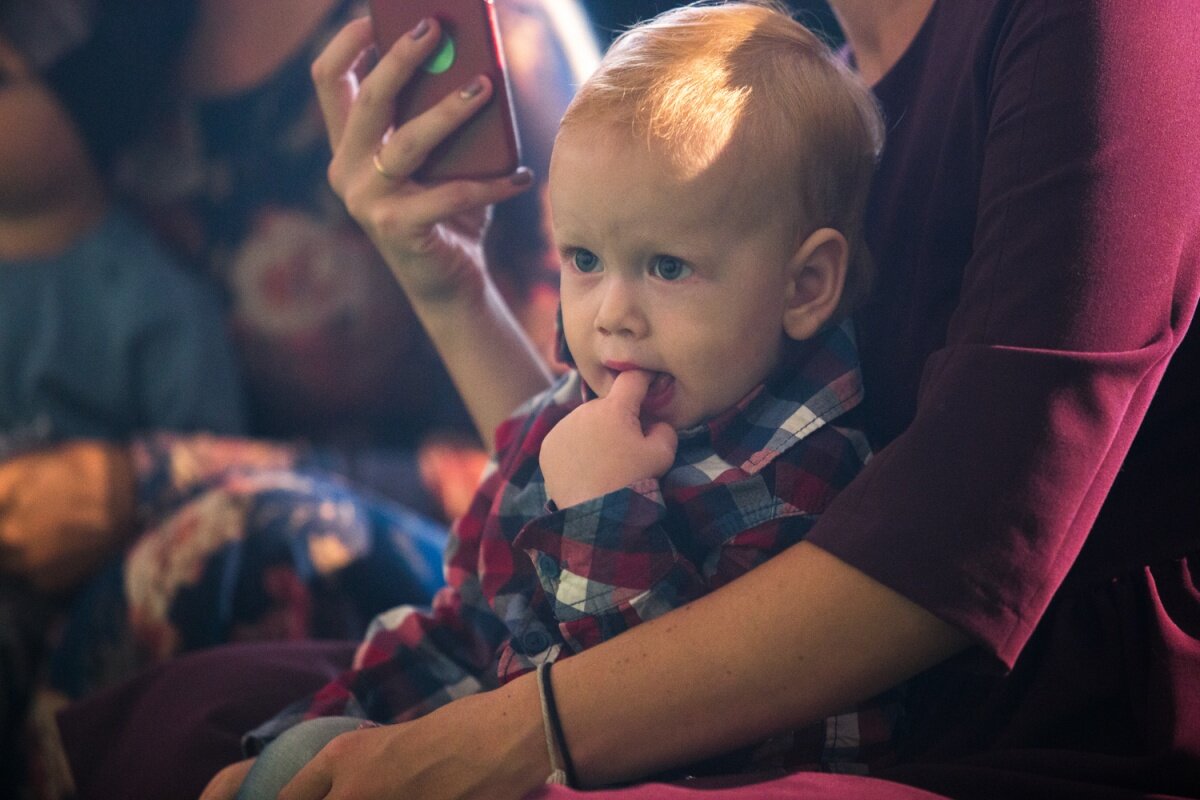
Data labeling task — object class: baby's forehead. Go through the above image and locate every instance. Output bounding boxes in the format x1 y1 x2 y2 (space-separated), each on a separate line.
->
556 117 748 174
548 140 802 264
551 119 800 219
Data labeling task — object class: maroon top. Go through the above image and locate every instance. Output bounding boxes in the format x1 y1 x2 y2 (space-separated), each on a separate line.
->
813 0 1199 663
801 0 1200 793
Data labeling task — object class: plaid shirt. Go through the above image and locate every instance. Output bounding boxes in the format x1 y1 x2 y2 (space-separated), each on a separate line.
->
248 322 893 771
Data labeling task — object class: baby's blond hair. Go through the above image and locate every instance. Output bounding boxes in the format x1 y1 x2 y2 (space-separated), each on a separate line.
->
559 1 884 315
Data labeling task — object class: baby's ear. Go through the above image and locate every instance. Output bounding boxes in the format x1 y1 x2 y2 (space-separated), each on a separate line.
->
781 228 848 341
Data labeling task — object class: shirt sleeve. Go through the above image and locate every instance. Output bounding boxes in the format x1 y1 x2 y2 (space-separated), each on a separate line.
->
513 483 824 653
242 581 509 752
808 1 1200 667
512 479 709 653
242 445 514 751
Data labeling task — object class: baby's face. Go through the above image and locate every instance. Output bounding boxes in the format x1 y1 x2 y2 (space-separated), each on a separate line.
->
549 124 799 430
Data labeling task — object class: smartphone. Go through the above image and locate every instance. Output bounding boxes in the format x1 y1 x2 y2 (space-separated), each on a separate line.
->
369 0 522 182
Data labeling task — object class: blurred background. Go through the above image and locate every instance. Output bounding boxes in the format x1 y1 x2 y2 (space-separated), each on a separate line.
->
585 0 842 46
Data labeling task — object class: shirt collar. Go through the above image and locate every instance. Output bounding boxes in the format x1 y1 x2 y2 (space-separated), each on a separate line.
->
554 314 864 477
685 319 864 474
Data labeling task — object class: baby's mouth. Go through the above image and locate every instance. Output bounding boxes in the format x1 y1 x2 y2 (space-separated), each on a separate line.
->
642 370 675 411
644 370 672 394
600 364 675 412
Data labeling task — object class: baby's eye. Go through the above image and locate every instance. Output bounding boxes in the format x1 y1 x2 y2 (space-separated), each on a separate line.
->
571 249 601 273
651 255 692 281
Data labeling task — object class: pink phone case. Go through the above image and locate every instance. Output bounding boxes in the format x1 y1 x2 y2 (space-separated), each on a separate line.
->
369 0 522 181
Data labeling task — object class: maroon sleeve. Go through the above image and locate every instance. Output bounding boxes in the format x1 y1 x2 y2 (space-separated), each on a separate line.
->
808 0 1200 666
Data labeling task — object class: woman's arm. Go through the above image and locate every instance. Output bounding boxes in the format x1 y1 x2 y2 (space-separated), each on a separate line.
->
553 541 969 784
405 274 554 453
808 0 1200 668
312 17 553 451
271 541 967 799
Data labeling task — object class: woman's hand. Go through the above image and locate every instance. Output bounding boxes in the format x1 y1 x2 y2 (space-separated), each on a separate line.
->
312 16 533 306
310 15 552 451
0 440 135 593
196 683 546 800
541 370 679 508
277 676 547 800
199 758 256 800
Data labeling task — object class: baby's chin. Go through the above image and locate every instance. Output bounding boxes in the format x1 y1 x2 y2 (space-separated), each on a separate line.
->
642 397 713 434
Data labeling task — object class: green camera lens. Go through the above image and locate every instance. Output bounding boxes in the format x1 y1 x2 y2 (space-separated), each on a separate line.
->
424 33 456 74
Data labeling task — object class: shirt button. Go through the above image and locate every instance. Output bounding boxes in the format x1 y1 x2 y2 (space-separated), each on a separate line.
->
537 554 561 579
522 630 551 653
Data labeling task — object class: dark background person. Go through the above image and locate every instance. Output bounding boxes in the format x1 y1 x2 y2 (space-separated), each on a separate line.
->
112 0 595 448
0 1 601 798
1 4 244 793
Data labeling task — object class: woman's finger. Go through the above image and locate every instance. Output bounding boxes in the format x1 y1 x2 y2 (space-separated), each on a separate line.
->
372 74 497 181
372 168 534 242
341 16 445 164
277 755 335 800
311 16 376 148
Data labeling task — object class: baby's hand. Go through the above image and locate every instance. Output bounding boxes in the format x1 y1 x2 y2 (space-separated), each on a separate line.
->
541 371 678 508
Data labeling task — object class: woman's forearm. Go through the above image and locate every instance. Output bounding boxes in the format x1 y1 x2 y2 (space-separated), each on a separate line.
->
409 273 553 452
546 541 969 785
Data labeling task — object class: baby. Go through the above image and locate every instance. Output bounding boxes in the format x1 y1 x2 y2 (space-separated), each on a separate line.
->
226 2 886 795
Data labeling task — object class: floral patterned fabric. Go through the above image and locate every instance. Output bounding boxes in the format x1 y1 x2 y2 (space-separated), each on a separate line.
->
11 432 462 800
47 433 449 701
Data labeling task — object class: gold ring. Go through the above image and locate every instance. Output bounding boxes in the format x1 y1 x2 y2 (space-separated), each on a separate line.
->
373 151 398 181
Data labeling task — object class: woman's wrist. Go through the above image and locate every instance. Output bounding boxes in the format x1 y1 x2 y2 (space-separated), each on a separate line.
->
453 668 555 796
406 263 495 340
383 238 492 313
